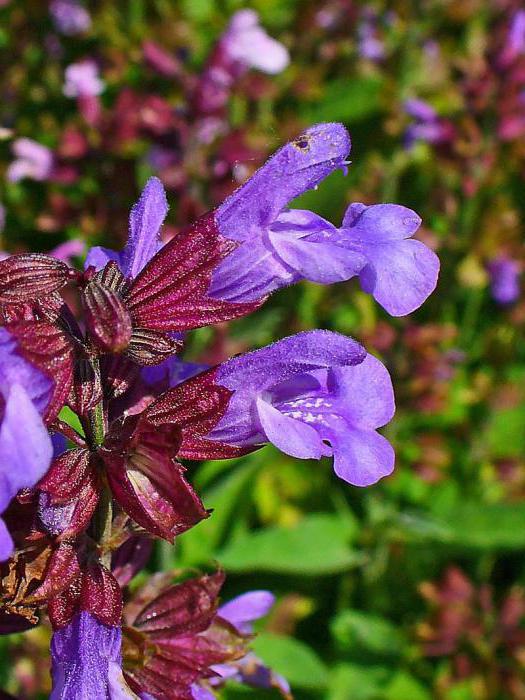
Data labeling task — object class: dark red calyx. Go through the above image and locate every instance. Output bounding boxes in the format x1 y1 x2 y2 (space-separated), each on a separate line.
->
130 571 225 637
6 320 76 423
82 278 133 353
124 211 263 333
101 418 208 541
125 328 182 366
27 542 81 603
0 253 75 303
122 572 237 700
145 367 247 460
47 561 122 629
38 448 100 539
67 357 103 416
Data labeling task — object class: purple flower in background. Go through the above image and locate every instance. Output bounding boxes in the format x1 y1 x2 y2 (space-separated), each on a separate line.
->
63 60 105 98
85 176 167 278
334 203 440 316
0 328 53 559
210 331 396 487
50 0 91 36
222 9 290 74
0 203 5 233
357 9 385 62
487 256 520 305
211 123 363 302
403 99 454 148
50 613 137 699
501 10 525 65
49 239 86 265
7 138 54 182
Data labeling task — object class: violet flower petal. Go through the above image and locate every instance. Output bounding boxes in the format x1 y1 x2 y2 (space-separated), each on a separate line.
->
339 203 439 316
50 612 136 699
257 396 331 460
210 234 296 302
212 330 366 446
330 425 395 487
84 246 121 272
0 518 13 561
216 123 351 243
358 238 439 316
218 591 275 634
85 178 167 278
121 176 168 279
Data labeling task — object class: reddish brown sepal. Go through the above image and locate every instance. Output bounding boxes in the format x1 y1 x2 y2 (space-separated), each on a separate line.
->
67 358 103 416
82 279 133 353
124 212 262 332
132 571 224 638
27 542 81 603
146 368 248 460
48 563 122 629
126 328 182 366
80 563 123 627
38 449 100 538
47 577 83 629
122 571 244 700
101 420 208 541
0 253 74 303
6 320 75 423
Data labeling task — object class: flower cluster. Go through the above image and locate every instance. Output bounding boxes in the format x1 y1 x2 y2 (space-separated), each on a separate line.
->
0 122 438 698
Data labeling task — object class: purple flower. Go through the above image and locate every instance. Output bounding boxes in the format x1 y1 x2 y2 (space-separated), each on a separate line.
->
192 591 291 700
63 60 104 98
504 10 525 63
487 256 520 305
7 138 54 182
50 612 136 699
85 176 168 278
334 203 440 316
218 590 275 634
403 99 453 148
210 331 396 487
0 328 53 559
210 123 362 302
49 239 86 265
211 125 437 315
357 9 385 62
50 0 91 36
222 9 289 74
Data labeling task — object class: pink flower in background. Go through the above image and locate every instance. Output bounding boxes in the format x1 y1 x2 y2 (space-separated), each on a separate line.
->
222 9 290 74
7 138 54 182
194 10 289 115
63 61 104 98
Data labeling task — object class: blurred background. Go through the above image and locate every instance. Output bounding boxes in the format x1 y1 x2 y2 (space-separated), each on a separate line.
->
1 0 525 698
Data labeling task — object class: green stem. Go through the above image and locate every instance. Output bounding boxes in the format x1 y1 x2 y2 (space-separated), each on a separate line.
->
92 485 113 568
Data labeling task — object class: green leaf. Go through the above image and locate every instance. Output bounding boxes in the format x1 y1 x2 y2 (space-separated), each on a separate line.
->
251 633 328 690
397 501 525 549
177 456 263 566
485 405 525 458
383 671 431 700
217 513 364 574
331 610 406 659
328 663 393 700
302 77 383 124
